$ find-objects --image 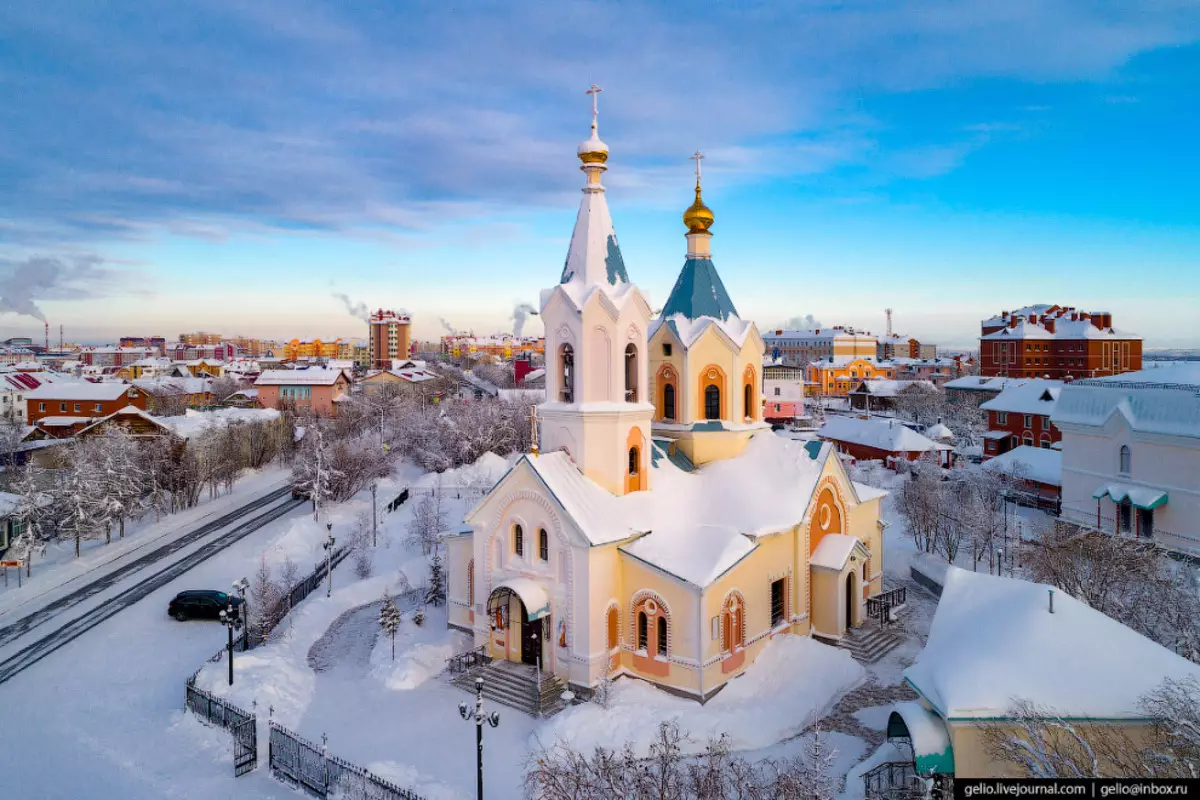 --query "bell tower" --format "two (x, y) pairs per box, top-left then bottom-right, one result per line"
(538, 85), (654, 496)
